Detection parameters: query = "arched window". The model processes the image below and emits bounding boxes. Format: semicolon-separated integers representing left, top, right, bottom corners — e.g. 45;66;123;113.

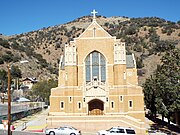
85;51;106;83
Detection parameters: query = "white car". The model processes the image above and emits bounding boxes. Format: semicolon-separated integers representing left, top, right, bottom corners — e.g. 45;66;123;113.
97;127;136;135
45;126;81;135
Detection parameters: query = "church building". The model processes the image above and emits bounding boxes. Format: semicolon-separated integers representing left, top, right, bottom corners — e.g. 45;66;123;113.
48;10;146;134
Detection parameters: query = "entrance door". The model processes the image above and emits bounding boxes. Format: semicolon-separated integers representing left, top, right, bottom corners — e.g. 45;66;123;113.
88;99;104;115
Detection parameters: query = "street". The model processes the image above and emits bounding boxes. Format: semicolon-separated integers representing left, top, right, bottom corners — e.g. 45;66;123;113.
0;130;96;135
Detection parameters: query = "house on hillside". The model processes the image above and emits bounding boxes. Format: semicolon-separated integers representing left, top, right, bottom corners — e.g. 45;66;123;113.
21;77;38;90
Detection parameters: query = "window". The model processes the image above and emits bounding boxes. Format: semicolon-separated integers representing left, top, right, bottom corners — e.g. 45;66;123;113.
60;101;64;109
111;101;114;109
120;96;123;102
126;129;136;134
83;98;85;102
118;129;125;133
124;72;126;79
69;97;72;103
129;100;133;108
106;97;108;102
78;102;81;110
85;51;106;83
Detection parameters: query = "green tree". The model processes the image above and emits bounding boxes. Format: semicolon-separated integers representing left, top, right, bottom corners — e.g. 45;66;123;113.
11;65;22;78
30;79;58;104
158;48;180;124
143;75;158;117
153;40;176;53
143;48;180;124
11;65;22;90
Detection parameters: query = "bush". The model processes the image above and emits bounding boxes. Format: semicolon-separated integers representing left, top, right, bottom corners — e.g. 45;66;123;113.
124;26;137;35
12;55;21;62
149;33;160;43
177;20;180;24
133;44;143;52
0;58;4;64
2;54;13;62
0;38;10;49
136;57;144;68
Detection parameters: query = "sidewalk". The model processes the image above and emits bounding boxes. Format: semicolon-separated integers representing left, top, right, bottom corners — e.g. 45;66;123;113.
13;108;48;132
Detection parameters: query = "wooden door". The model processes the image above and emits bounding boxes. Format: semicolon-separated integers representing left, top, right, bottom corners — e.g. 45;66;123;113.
88;99;104;115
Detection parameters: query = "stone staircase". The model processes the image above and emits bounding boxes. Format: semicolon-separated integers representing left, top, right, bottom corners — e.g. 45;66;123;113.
47;115;146;135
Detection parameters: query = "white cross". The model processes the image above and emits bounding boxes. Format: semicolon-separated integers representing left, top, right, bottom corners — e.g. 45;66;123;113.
91;9;98;19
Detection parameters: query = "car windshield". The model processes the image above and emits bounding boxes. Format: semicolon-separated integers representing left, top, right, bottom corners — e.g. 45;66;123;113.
63;126;77;130
107;127;115;131
118;129;125;133
107;127;125;133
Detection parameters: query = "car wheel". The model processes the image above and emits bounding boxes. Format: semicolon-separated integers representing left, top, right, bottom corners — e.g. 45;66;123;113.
70;133;76;135
49;131;55;135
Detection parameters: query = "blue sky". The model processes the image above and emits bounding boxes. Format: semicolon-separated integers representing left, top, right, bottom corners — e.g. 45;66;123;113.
1;0;180;36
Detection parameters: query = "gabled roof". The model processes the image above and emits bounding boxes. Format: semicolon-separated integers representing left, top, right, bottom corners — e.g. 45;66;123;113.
22;77;38;83
78;20;113;39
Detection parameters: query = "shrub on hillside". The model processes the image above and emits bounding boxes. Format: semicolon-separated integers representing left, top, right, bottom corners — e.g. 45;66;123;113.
0;38;10;49
0;58;4;64
2;54;13;62
124;26;137;35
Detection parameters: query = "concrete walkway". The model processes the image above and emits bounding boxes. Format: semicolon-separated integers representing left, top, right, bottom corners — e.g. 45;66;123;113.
13;108;48;132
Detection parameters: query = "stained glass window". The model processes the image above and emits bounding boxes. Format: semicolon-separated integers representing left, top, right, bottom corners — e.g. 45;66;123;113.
85;51;106;83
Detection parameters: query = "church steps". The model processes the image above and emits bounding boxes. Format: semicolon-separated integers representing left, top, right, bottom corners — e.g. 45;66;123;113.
47;115;145;131
47;115;146;134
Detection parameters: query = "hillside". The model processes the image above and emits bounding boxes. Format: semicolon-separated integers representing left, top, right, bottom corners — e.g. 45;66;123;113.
0;15;180;85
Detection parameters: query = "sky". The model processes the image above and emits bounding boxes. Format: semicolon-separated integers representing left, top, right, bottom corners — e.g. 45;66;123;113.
1;0;180;36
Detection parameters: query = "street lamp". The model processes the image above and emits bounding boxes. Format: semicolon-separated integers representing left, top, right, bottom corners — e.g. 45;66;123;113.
7;60;28;135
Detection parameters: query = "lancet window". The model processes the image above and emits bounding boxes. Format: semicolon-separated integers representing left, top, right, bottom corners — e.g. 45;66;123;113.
85;51;106;83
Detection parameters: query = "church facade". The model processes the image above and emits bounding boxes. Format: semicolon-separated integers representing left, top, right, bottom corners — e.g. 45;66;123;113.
48;11;146;134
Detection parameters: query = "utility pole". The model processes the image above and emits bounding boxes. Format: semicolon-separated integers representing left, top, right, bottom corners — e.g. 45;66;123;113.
7;64;11;135
7;60;28;135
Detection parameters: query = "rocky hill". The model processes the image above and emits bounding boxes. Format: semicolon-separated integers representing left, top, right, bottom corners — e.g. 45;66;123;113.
0;15;180;85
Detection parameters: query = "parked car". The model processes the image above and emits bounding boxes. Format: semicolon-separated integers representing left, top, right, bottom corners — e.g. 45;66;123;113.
97;127;136;135
45;126;81;135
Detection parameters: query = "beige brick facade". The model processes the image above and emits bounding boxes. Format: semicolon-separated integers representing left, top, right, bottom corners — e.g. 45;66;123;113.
48;14;146;134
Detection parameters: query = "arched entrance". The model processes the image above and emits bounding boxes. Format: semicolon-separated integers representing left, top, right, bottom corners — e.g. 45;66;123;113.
88;99;104;115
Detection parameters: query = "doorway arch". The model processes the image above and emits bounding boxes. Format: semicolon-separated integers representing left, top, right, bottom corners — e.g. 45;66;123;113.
88;99;104;115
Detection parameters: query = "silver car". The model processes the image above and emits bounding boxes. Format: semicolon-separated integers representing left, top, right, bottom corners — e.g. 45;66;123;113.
45;126;81;135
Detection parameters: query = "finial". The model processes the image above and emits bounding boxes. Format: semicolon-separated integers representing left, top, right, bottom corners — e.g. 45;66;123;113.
91;9;98;20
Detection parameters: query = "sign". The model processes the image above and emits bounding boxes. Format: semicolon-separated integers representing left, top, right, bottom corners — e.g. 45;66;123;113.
2;120;8;130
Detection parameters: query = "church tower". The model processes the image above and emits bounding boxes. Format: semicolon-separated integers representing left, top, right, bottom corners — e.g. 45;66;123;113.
48;10;146;134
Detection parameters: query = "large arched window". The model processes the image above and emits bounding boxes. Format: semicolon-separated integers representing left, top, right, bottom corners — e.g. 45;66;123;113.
85;51;106;83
